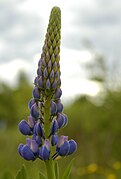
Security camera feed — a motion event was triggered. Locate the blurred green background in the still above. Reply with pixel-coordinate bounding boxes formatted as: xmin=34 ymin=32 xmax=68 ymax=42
xmin=0 ymin=53 xmax=121 ymax=179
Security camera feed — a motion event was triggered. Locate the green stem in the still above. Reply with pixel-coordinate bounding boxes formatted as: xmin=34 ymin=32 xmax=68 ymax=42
xmin=44 ymin=96 xmax=51 ymax=138
xmin=45 ymin=159 xmax=56 ymax=179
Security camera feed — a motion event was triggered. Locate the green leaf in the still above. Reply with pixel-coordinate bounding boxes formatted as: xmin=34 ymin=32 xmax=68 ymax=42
xmin=55 ymin=161 xmax=59 ymax=179
xmin=38 ymin=172 xmax=46 ymax=179
xmin=3 ymin=171 xmax=13 ymax=179
xmin=16 ymin=165 xmax=27 ymax=179
xmin=62 ymin=159 xmax=74 ymax=179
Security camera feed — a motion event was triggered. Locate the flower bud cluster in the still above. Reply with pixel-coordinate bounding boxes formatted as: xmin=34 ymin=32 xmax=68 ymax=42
xmin=18 ymin=6 xmax=77 ymax=162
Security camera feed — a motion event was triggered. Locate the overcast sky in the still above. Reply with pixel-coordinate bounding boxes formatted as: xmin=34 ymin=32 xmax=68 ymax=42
xmin=0 ymin=0 xmax=121 ymax=100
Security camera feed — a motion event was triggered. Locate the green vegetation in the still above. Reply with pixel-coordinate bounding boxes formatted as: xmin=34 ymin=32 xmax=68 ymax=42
xmin=0 ymin=72 xmax=121 ymax=179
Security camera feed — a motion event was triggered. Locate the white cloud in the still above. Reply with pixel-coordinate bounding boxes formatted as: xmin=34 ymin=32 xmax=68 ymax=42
xmin=0 ymin=59 xmax=34 ymax=86
xmin=0 ymin=0 xmax=120 ymax=99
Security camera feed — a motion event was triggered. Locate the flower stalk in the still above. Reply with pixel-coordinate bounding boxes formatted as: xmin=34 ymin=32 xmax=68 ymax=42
xmin=45 ymin=159 xmax=56 ymax=179
xmin=18 ymin=6 xmax=77 ymax=179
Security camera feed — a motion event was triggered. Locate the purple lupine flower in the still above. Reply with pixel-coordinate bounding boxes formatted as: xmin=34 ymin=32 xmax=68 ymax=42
xmin=43 ymin=68 xmax=48 ymax=78
xmin=61 ymin=113 xmax=68 ymax=127
xmin=32 ymin=87 xmax=40 ymax=99
xmin=26 ymin=138 xmax=39 ymax=156
xmin=18 ymin=144 xmax=36 ymax=161
xmin=54 ymin=88 xmax=62 ymax=99
xmin=39 ymin=139 xmax=50 ymax=160
xmin=51 ymin=134 xmax=58 ymax=146
xmin=56 ymin=135 xmax=68 ymax=148
xmin=18 ymin=7 xmax=77 ymax=163
xmin=56 ymin=100 xmax=63 ymax=113
xmin=57 ymin=140 xmax=70 ymax=156
xmin=50 ymin=119 xmax=58 ymax=135
xmin=34 ymin=122 xmax=44 ymax=137
xmin=50 ymin=70 xmax=54 ymax=78
xmin=68 ymin=140 xmax=77 ymax=155
xmin=37 ymin=67 xmax=42 ymax=76
xmin=18 ymin=138 xmax=39 ymax=160
xmin=34 ymin=76 xmax=39 ymax=84
xmin=18 ymin=144 xmax=24 ymax=157
xmin=28 ymin=98 xmax=35 ymax=109
xmin=56 ymin=113 xmax=68 ymax=129
xmin=50 ymin=100 xmax=57 ymax=115
xmin=30 ymin=103 xmax=39 ymax=119
xmin=46 ymin=79 xmax=51 ymax=89
xmin=32 ymin=134 xmax=42 ymax=146
xmin=56 ymin=113 xmax=65 ymax=128
xmin=18 ymin=120 xmax=33 ymax=135
xmin=27 ymin=116 xmax=35 ymax=128
xmin=38 ymin=76 xmax=43 ymax=88
xmin=52 ymin=79 xmax=57 ymax=89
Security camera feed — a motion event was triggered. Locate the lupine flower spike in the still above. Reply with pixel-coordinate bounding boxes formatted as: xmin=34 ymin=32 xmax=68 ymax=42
xmin=18 ymin=6 xmax=77 ymax=179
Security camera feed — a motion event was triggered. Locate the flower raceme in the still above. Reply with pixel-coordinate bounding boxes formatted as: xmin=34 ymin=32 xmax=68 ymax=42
xmin=18 ymin=6 xmax=77 ymax=162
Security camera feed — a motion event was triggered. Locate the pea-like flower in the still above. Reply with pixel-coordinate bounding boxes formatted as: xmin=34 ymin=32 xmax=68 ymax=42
xmin=39 ymin=139 xmax=50 ymax=160
xmin=34 ymin=122 xmax=44 ymax=137
xmin=56 ymin=136 xmax=77 ymax=157
xmin=50 ymin=119 xmax=58 ymax=135
xmin=18 ymin=138 xmax=39 ymax=161
xmin=18 ymin=120 xmax=33 ymax=135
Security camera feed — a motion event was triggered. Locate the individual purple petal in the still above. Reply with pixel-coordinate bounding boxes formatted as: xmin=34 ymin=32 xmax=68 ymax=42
xmin=44 ymin=139 xmax=50 ymax=151
xmin=57 ymin=141 xmax=70 ymax=156
xmin=68 ymin=140 xmax=77 ymax=155
xmin=43 ymin=68 xmax=48 ymax=78
xmin=30 ymin=140 xmax=39 ymax=153
xmin=54 ymin=88 xmax=62 ymax=99
xmin=62 ymin=114 xmax=68 ymax=127
xmin=18 ymin=120 xmax=32 ymax=135
xmin=18 ymin=144 xmax=24 ymax=157
xmin=38 ymin=76 xmax=43 ymax=88
xmin=46 ymin=79 xmax=51 ymax=89
xmin=35 ymin=122 xmax=44 ymax=137
xmin=30 ymin=103 xmax=39 ymax=119
xmin=50 ymin=70 xmax=54 ymax=78
xmin=28 ymin=116 xmax=35 ymax=128
xmin=39 ymin=146 xmax=50 ymax=160
xmin=50 ymin=101 xmax=57 ymax=115
xmin=56 ymin=100 xmax=63 ymax=113
xmin=57 ymin=113 xmax=68 ymax=128
xmin=21 ymin=145 xmax=35 ymax=161
xmin=34 ymin=77 xmax=39 ymax=84
xmin=36 ymin=135 xmax=42 ymax=146
xmin=37 ymin=67 xmax=42 ymax=76
xmin=51 ymin=134 xmax=58 ymax=146
xmin=52 ymin=79 xmax=57 ymax=88
xmin=26 ymin=138 xmax=31 ymax=146
xmin=56 ymin=113 xmax=65 ymax=128
xmin=50 ymin=119 xmax=58 ymax=135
xmin=28 ymin=98 xmax=35 ymax=109
xmin=32 ymin=134 xmax=42 ymax=146
xmin=32 ymin=87 xmax=40 ymax=99
xmin=57 ymin=135 xmax=68 ymax=148
xmin=39 ymin=139 xmax=50 ymax=160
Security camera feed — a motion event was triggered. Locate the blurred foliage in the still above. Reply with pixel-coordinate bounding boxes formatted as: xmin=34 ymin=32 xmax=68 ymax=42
xmin=0 ymin=72 xmax=33 ymax=126
xmin=0 ymin=71 xmax=121 ymax=178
